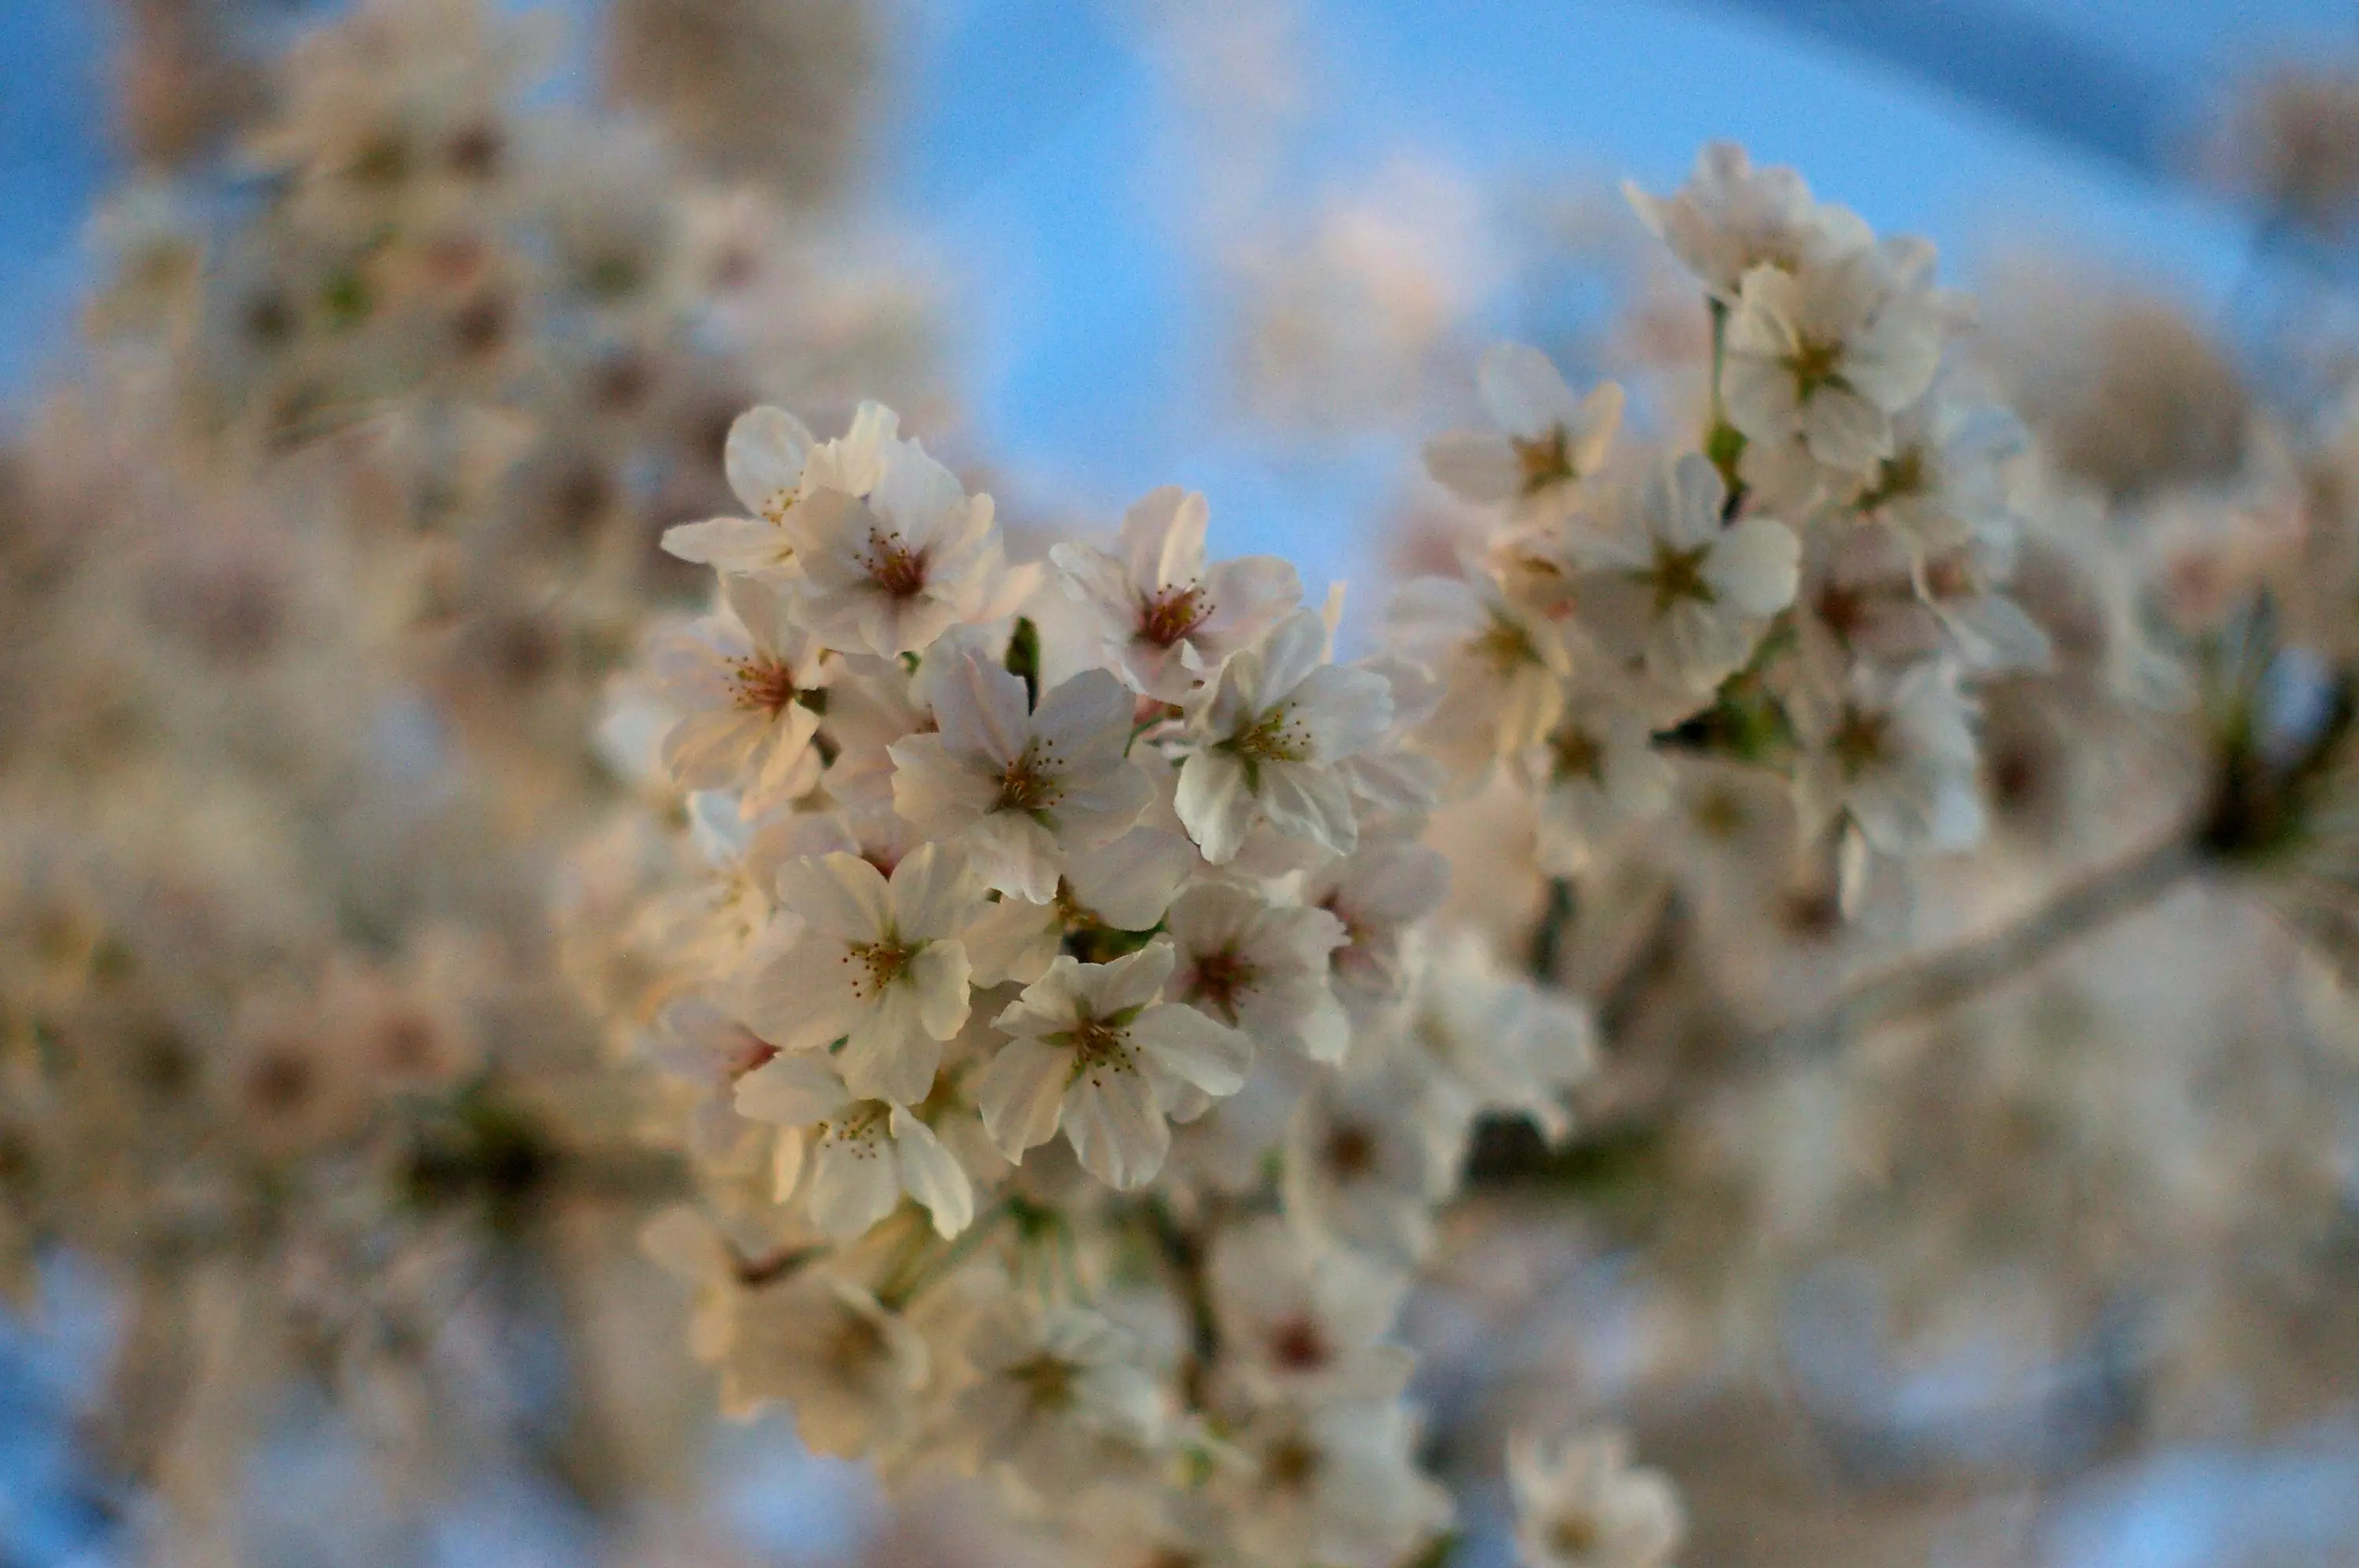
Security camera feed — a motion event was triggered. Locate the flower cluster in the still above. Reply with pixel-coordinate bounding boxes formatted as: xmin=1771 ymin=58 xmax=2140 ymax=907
xmin=596 ymin=398 xmax=1620 ymax=1566
xmin=0 ymin=0 xmax=932 ymax=1551
xmin=1397 ymin=143 xmax=2042 ymax=921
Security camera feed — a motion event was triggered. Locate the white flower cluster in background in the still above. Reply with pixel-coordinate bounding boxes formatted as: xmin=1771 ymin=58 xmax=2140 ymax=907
xmin=1398 ymin=143 xmax=2045 ymax=906
xmin=591 ymin=395 xmax=1637 ymax=1566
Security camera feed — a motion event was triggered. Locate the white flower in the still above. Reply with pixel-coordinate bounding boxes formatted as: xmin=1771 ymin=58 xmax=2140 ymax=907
xmin=964 ymin=822 xmax=1196 ymax=986
xmin=945 ymin=1301 xmax=1168 ymax=1494
xmin=743 ymin=843 xmax=980 ymax=1104
xmin=1568 ymin=454 xmax=1798 ymax=693
xmin=1051 ymin=485 xmax=1303 ymax=702
xmin=972 ymin=940 xmax=1252 ymax=1189
xmin=1282 ymin=1055 xmax=1467 ymax=1265
xmin=1176 ymin=611 xmax=1394 ymax=865
xmin=644 ymin=1212 xmax=928 ymax=1455
xmin=1522 ymin=688 xmax=1675 ymax=873
xmin=724 ymin=1270 xmax=930 ymax=1454
xmin=1307 ymin=839 xmax=1450 ymax=1022
xmin=647 ymin=575 xmax=830 ymax=801
xmin=1858 ymin=394 xmax=2028 ymax=559
xmin=1624 ymin=140 xmax=1871 ymax=299
xmin=1385 ymin=572 xmax=1572 ymax=786
xmin=1162 ymin=881 xmax=1349 ymax=1062
xmin=650 ymin=995 xmax=780 ymax=1176
xmin=889 ymin=652 xmax=1153 ymax=901
xmin=782 ymin=430 xmax=1009 ymax=655
xmin=1207 ymin=1216 xmax=1411 ymax=1401
xmin=660 ymin=401 xmax=900 ymax=577
xmin=1722 ymin=249 xmax=1945 ymax=474
xmin=1791 ymin=660 xmax=1984 ymax=856
xmin=1508 ymin=1428 xmax=1685 ymax=1568
xmin=734 ymin=1052 xmax=974 ymax=1239
xmin=1423 ymin=343 xmax=1624 ymax=507
xmin=1219 ymin=1396 xmax=1453 ymax=1568
xmin=1407 ymin=931 xmax=1597 ymax=1141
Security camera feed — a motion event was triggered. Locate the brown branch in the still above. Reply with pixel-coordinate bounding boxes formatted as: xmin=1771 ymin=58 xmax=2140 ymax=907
xmin=1750 ymin=826 xmax=2205 ymax=1065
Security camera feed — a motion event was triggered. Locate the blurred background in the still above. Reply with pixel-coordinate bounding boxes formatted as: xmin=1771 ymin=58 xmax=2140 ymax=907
xmin=9 ymin=2 xmax=2359 ymax=1565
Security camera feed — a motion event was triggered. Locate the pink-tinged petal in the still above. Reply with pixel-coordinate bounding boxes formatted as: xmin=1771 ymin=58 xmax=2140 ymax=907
xmin=777 ymin=852 xmax=892 ymax=942
xmin=1476 ymin=341 xmax=1578 ymax=441
xmin=735 ymin=1054 xmax=850 ymax=1126
xmin=1130 ymin=1003 xmax=1252 ymax=1098
xmin=905 ymin=939 xmax=972 ymax=1041
xmin=1249 ymin=610 xmax=1330 ymax=706
xmin=1704 ymin=517 xmax=1801 ymax=616
xmin=1114 ymin=485 xmax=1205 ymax=589
xmin=1650 ymin=453 xmax=1728 ymax=549
xmin=662 ymin=514 xmax=779 ymax=567
xmin=962 ymin=895 xmax=1062 ymax=986
xmin=1254 ymin=763 xmax=1358 ymax=856
xmin=889 ymin=1108 xmax=975 ymax=1236
xmin=1175 ymin=750 xmax=1253 ymax=865
xmin=887 ymin=842 xmax=979 ymax=940
xmin=805 ymin=1131 xmax=903 ymax=1239
xmin=934 ymin=650 xmax=1032 ymax=764
xmin=992 ymin=957 xmax=1088 ymax=1037
xmin=971 ymin=1036 xmax=1072 ymax=1157
xmin=1032 ymin=668 xmax=1134 ymax=763
xmin=660 ymin=708 xmax=766 ymax=790
xmin=1422 ymin=430 xmax=1520 ymax=505
xmin=725 ymin=405 xmax=815 ymax=520
xmin=838 ymin=985 xmax=941 ymax=1105
xmin=1801 ymin=386 xmax=1892 ymax=471
xmin=1061 ymin=1067 xmax=1169 ymax=1189
xmin=964 ymin=811 xmax=1061 ymax=903
xmin=1086 ymin=940 xmax=1179 ymax=1017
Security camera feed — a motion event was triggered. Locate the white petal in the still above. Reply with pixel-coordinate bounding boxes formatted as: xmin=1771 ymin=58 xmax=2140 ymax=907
xmin=1061 ymin=1067 xmax=1169 ymax=1189
xmin=725 ymin=405 xmax=815 ymax=519
xmin=1703 ymin=517 xmax=1801 ymax=616
xmin=735 ymin=1054 xmax=850 ymax=1126
xmin=889 ymin=1107 xmax=975 ymax=1237
xmin=777 ymin=852 xmax=891 ymax=942
xmin=1131 ymin=1003 xmax=1252 ymax=1098
xmin=971 ymin=1036 xmax=1072 ymax=1156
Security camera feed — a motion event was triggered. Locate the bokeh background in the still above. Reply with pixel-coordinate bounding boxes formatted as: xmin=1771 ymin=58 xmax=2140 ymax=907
xmin=9 ymin=2 xmax=2359 ymax=1565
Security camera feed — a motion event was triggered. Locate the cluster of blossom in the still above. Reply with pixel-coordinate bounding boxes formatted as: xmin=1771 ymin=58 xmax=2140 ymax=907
xmin=586 ymin=390 xmax=1688 ymax=1566
xmin=0 ymin=0 xmax=933 ymax=1552
xmin=1376 ymin=130 xmax=2359 ymax=1552
xmin=1392 ymin=143 xmax=2042 ymax=937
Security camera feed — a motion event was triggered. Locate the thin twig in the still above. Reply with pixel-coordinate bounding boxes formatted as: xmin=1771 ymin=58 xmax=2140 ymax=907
xmin=1752 ymin=828 xmax=2205 ymax=1065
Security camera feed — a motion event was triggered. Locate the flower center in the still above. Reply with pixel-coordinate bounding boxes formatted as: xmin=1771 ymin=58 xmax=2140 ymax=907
xmin=828 ymin=1310 xmax=889 ymax=1375
xmin=1786 ymin=336 xmax=1846 ymax=400
xmin=1549 ymin=721 xmax=1605 ymax=786
xmin=1183 ymin=948 xmax=1256 ymax=1024
xmin=1830 ymin=708 xmax=1891 ymax=777
xmin=998 ymin=749 xmax=1063 ymax=815
xmin=1262 ymin=1435 xmax=1323 ymax=1492
xmin=1324 ymin=1123 xmax=1377 ymax=1178
xmin=1007 ymin=1351 xmax=1078 ymax=1414
xmin=731 ymin=655 xmax=802 ymax=715
xmin=1511 ymin=425 xmax=1575 ymax=493
xmin=843 ymin=938 xmax=912 ymax=999
xmin=1648 ymin=541 xmax=1716 ymax=615
xmin=1474 ymin=612 xmax=1545 ymax=675
xmin=1549 ymin=1511 xmax=1602 ymax=1558
xmin=1067 ymin=1018 xmax=1139 ymax=1079
xmin=1140 ymin=584 xmax=1210 ymax=648
xmin=1227 ymin=703 xmax=1314 ymax=766
xmin=860 ymin=529 xmax=930 ymax=599
xmin=1267 ymin=1314 xmax=1331 ymax=1371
